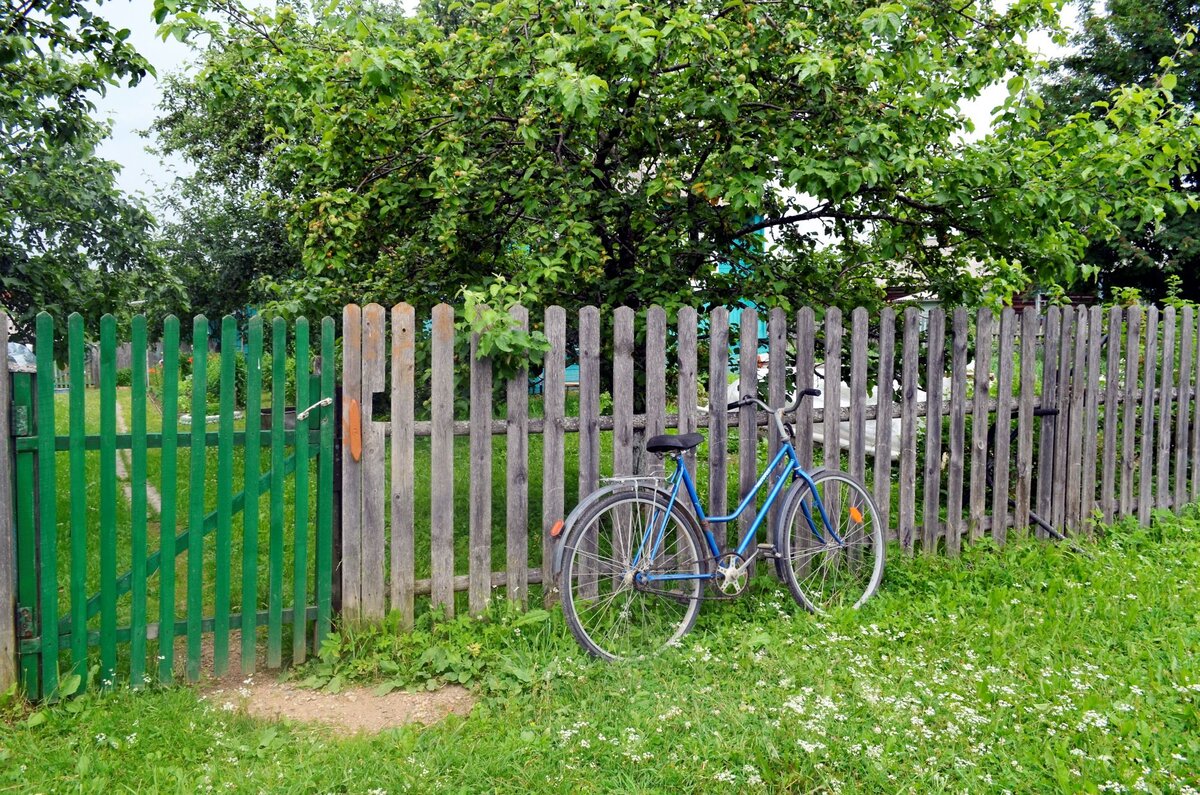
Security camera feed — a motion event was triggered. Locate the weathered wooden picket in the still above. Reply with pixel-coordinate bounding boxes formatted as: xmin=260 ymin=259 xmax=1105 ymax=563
xmin=6 ymin=312 xmax=336 ymax=699
xmin=337 ymin=301 xmax=1200 ymax=625
xmin=5 ymin=300 xmax=1200 ymax=695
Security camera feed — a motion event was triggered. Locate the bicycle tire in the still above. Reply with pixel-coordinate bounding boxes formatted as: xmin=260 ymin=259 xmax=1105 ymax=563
xmin=776 ymin=470 xmax=885 ymax=613
xmin=559 ymin=490 xmax=706 ymax=660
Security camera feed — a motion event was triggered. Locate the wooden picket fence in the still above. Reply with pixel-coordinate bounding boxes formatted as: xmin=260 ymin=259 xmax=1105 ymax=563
xmin=339 ymin=301 xmax=1200 ymax=624
xmin=4 ymin=300 xmax=1200 ymax=694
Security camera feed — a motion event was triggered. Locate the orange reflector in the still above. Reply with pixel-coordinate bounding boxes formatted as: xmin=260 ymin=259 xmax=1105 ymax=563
xmin=849 ymin=506 xmax=864 ymax=524
xmin=550 ymin=519 xmax=565 ymax=538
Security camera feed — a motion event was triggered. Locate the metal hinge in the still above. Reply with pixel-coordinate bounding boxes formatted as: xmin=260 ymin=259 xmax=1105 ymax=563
xmin=11 ymin=404 xmax=30 ymax=437
xmin=17 ymin=606 xmax=34 ymax=639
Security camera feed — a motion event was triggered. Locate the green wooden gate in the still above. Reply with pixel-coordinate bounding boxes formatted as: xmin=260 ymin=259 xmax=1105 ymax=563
xmin=12 ymin=312 xmax=335 ymax=699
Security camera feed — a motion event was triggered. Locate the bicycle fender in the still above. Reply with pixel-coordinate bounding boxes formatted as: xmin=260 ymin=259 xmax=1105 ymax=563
xmin=550 ymin=481 xmax=679 ymax=580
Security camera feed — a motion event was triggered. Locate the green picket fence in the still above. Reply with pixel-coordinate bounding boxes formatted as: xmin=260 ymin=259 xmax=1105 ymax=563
xmin=12 ymin=312 xmax=336 ymax=699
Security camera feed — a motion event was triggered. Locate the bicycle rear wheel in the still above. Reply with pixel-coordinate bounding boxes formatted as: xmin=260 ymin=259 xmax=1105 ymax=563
xmin=777 ymin=471 xmax=885 ymax=613
xmin=559 ymin=490 xmax=705 ymax=660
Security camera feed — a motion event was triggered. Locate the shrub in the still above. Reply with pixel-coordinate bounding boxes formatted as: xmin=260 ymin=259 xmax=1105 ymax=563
xmin=115 ymin=367 xmax=132 ymax=387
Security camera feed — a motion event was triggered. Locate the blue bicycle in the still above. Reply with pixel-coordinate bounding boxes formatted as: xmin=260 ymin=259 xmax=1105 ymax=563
xmin=558 ymin=389 xmax=886 ymax=660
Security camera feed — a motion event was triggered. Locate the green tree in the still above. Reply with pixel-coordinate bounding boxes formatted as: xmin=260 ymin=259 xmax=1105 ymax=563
xmin=154 ymin=0 xmax=1200 ymax=323
xmin=1041 ymin=0 xmax=1200 ymax=303
xmin=1 ymin=1 xmax=164 ymax=341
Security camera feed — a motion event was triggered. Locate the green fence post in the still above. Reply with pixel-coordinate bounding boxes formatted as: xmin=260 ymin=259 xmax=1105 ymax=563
xmin=35 ymin=313 xmax=59 ymax=697
xmin=99 ymin=315 xmax=117 ymax=687
xmin=214 ymin=316 xmax=235 ymax=676
xmin=268 ymin=318 xmax=286 ymax=668
xmin=293 ymin=318 xmax=310 ymax=664
xmin=67 ymin=314 xmax=87 ymax=689
xmin=12 ymin=369 xmax=38 ymax=697
xmin=241 ymin=317 xmax=263 ymax=675
xmin=130 ymin=315 xmax=148 ymax=686
xmin=187 ymin=317 xmax=208 ymax=682
xmin=315 ymin=317 xmax=335 ymax=648
xmin=158 ymin=317 xmax=180 ymax=683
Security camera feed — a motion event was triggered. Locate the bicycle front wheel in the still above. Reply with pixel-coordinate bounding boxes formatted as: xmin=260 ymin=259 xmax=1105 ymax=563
xmin=559 ymin=490 xmax=705 ymax=661
xmin=777 ymin=471 xmax=885 ymax=613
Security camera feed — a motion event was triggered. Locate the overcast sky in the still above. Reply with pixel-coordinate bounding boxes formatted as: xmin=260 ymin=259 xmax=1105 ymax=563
xmin=92 ymin=1 xmax=1078 ymax=204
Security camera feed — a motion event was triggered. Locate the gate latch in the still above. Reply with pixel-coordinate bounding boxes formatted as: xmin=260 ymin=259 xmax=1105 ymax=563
xmin=296 ymin=397 xmax=333 ymax=422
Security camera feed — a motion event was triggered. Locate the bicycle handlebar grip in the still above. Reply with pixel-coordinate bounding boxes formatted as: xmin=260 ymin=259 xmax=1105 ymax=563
xmin=802 ymin=388 xmax=822 ymax=397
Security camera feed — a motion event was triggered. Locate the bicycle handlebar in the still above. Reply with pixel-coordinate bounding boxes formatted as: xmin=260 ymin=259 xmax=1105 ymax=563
xmin=722 ymin=388 xmax=822 ymax=442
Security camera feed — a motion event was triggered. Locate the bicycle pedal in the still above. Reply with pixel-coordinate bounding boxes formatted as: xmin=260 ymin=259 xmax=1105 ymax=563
xmin=755 ymin=543 xmax=780 ymax=560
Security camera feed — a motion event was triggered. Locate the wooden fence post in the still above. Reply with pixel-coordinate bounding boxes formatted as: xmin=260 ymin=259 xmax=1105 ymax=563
xmin=391 ymin=303 xmax=416 ymax=628
xmin=361 ymin=305 xmax=387 ymax=620
xmin=0 ymin=313 xmax=14 ymax=692
xmin=541 ymin=306 xmax=566 ymax=606
xmin=505 ymin=306 xmax=529 ymax=606
xmin=922 ymin=307 xmax=945 ymax=552
xmin=468 ymin=308 xmax=493 ymax=617
xmin=872 ymin=308 xmax=896 ymax=536
xmin=898 ymin=307 xmax=920 ymax=552
xmin=946 ymin=309 xmax=969 ymax=554
xmin=708 ymin=307 xmax=729 ymax=548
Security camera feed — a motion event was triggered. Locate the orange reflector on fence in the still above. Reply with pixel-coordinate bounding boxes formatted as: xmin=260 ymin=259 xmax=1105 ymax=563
xmin=849 ymin=506 xmax=863 ymax=524
xmin=550 ymin=519 xmax=565 ymax=538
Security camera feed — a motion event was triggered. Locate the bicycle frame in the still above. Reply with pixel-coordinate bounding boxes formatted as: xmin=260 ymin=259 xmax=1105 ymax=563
xmin=630 ymin=443 xmax=843 ymax=584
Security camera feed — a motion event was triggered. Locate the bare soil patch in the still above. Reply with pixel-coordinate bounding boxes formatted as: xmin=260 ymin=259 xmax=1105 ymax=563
xmin=207 ymin=678 xmax=476 ymax=735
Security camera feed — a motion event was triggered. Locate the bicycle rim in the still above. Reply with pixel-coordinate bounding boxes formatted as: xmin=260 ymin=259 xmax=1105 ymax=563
xmin=561 ymin=492 xmax=704 ymax=660
xmin=780 ymin=472 xmax=885 ymax=613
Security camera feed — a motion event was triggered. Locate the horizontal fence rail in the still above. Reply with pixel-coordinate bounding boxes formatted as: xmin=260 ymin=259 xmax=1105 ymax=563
xmin=339 ymin=301 xmax=1200 ymax=627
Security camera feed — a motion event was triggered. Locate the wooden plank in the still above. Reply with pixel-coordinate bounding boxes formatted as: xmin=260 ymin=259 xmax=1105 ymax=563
xmin=34 ymin=313 xmax=59 ymax=695
xmin=898 ymin=307 xmax=920 ymax=552
xmin=645 ymin=306 xmax=668 ymax=444
xmin=390 ymin=304 xmax=416 ymax=628
xmin=541 ymin=307 xmax=566 ymax=606
xmin=849 ymin=308 xmax=868 ymax=489
xmin=1101 ymin=307 xmax=1123 ymax=524
xmin=738 ymin=308 xmax=759 ymax=549
xmin=767 ymin=308 xmax=787 ymax=543
xmin=1138 ymin=305 xmax=1159 ymax=525
xmin=708 ymin=307 xmax=730 ymax=547
xmin=360 ymin=304 xmax=386 ymax=619
xmin=506 ymin=305 xmax=530 ymax=606
xmin=990 ymin=309 xmax=1015 ymax=546
xmin=922 ymin=307 xmax=946 ymax=552
xmin=1080 ymin=305 xmax=1104 ymax=529
xmin=577 ymin=306 xmax=601 ymax=600
xmin=578 ymin=307 xmax=601 ymax=500
xmin=67 ymin=314 xmax=88 ymax=686
xmin=613 ymin=306 xmax=635 ymax=479
xmin=157 ymin=316 xmax=180 ymax=683
xmin=241 ymin=316 xmax=263 ymax=674
xmin=968 ymin=308 xmax=994 ymax=542
xmin=186 ymin=316 xmax=207 ymax=681
xmin=1064 ymin=308 xmax=1088 ymax=534
xmin=292 ymin=318 xmax=311 ymax=664
xmin=1193 ymin=316 xmax=1200 ymax=505
xmin=315 ymin=317 xmax=336 ymax=647
xmin=267 ymin=318 xmax=286 ymax=666
xmin=945 ymin=308 xmax=969 ymax=555
xmin=1121 ymin=307 xmax=1142 ymax=518
xmin=340 ymin=305 xmax=362 ymax=620
xmin=872 ymin=308 xmax=896 ymax=534
xmin=430 ymin=303 xmax=456 ymax=616
xmin=467 ymin=310 xmax=493 ymax=618
xmin=1013 ymin=308 xmax=1037 ymax=539
xmin=214 ymin=315 xmax=236 ymax=677
xmin=822 ymin=307 xmax=844 ymax=480
xmin=1051 ymin=307 xmax=1076 ymax=532
xmin=1174 ymin=306 xmax=1194 ymax=512
xmin=130 ymin=315 xmax=149 ymax=685
xmin=677 ymin=307 xmax=699 ymax=474
xmin=1156 ymin=306 xmax=1176 ymax=510
xmin=796 ymin=308 xmax=817 ymax=472
xmin=1035 ymin=307 xmax=1061 ymax=536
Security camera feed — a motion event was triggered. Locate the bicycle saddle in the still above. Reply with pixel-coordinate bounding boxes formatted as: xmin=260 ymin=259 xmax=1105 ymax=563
xmin=645 ymin=432 xmax=704 ymax=453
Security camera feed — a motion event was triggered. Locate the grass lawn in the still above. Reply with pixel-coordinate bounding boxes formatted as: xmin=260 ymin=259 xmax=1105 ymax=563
xmin=4 ymin=510 xmax=1200 ymax=793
